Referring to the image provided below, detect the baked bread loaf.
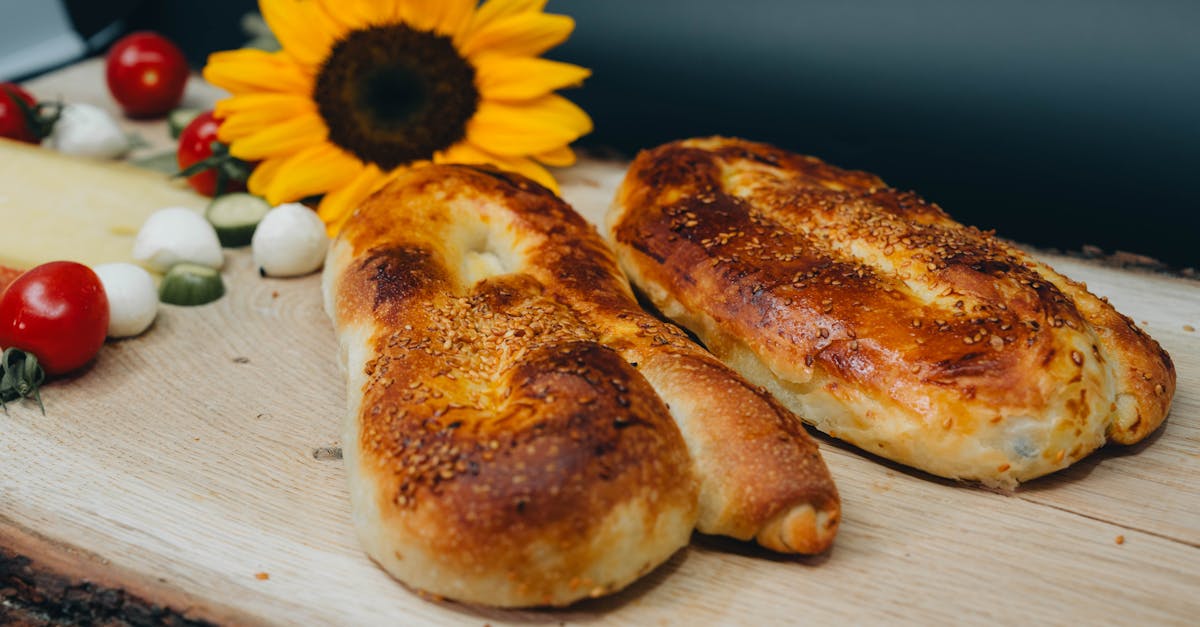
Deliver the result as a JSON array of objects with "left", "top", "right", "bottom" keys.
[
  {"left": 609, "top": 137, "right": 1175, "bottom": 488},
  {"left": 323, "top": 163, "right": 839, "bottom": 607}
]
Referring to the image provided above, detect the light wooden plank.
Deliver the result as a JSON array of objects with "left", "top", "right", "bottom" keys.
[
  {"left": 3, "top": 61, "right": 1197, "bottom": 626},
  {"left": 2, "top": 206, "right": 1197, "bottom": 626}
]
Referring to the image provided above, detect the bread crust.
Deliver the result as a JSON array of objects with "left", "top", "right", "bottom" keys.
[
  {"left": 609, "top": 137, "right": 1175, "bottom": 488},
  {"left": 323, "top": 164, "right": 839, "bottom": 606}
]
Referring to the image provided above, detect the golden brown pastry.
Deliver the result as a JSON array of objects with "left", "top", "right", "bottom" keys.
[
  {"left": 609, "top": 137, "right": 1175, "bottom": 488},
  {"left": 322, "top": 163, "right": 839, "bottom": 607}
]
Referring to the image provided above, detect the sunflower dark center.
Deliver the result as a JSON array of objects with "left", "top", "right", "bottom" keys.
[{"left": 314, "top": 24, "right": 479, "bottom": 170}]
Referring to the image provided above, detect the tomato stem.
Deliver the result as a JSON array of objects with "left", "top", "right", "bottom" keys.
[
  {"left": 175, "top": 141, "right": 254, "bottom": 196},
  {"left": 3, "top": 85, "right": 62, "bottom": 142},
  {"left": 0, "top": 347, "right": 46, "bottom": 415}
]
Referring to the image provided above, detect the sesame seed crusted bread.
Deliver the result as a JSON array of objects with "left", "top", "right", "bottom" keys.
[
  {"left": 608, "top": 137, "right": 1175, "bottom": 489},
  {"left": 322, "top": 163, "right": 840, "bottom": 607}
]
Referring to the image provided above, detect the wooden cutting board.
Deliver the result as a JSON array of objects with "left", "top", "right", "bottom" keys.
[{"left": 3, "top": 61, "right": 1198, "bottom": 626}]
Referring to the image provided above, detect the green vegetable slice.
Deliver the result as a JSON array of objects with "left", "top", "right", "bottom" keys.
[
  {"left": 167, "top": 108, "right": 203, "bottom": 139},
  {"left": 159, "top": 263, "right": 225, "bottom": 306},
  {"left": 206, "top": 193, "right": 272, "bottom": 247}
]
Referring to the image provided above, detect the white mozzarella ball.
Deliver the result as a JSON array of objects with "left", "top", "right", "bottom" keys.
[
  {"left": 93, "top": 262, "right": 158, "bottom": 338},
  {"left": 43, "top": 103, "right": 130, "bottom": 159},
  {"left": 132, "top": 207, "right": 224, "bottom": 272},
  {"left": 252, "top": 203, "right": 328, "bottom": 277}
]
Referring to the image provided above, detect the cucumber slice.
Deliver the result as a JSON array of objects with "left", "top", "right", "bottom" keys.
[
  {"left": 167, "top": 108, "right": 203, "bottom": 139},
  {"left": 206, "top": 193, "right": 271, "bottom": 247},
  {"left": 159, "top": 263, "right": 225, "bottom": 306}
]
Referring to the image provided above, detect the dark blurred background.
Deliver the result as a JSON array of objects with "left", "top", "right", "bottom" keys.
[{"left": 10, "top": 0, "right": 1199, "bottom": 267}]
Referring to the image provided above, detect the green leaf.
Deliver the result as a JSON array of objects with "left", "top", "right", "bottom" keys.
[{"left": 0, "top": 347, "right": 45, "bottom": 414}]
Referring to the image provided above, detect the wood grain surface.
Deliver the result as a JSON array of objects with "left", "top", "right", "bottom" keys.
[{"left": 2, "top": 61, "right": 1198, "bottom": 626}]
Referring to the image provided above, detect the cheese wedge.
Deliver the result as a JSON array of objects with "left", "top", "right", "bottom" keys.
[{"left": 0, "top": 139, "right": 207, "bottom": 269}]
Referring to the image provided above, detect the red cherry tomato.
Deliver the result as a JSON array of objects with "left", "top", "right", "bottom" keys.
[
  {"left": 0, "top": 82, "right": 38, "bottom": 143},
  {"left": 0, "top": 262, "right": 109, "bottom": 376},
  {"left": 105, "top": 32, "right": 189, "bottom": 118},
  {"left": 177, "top": 110, "right": 246, "bottom": 196}
]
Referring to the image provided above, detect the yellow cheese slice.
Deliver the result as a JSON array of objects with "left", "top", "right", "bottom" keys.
[{"left": 0, "top": 139, "right": 207, "bottom": 269}]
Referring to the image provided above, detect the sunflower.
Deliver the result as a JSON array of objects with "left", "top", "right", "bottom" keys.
[{"left": 202, "top": 0, "right": 592, "bottom": 233}]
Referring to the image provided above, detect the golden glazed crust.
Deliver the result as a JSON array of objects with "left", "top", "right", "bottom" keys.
[
  {"left": 322, "top": 164, "right": 839, "bottom": 607},
  {"left": 609, "top": 137, "right": 1175, "bottom": 488}
]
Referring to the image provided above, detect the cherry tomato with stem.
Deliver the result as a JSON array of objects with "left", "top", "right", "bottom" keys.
[
  {"left": 0, "top": 83, "right": 59, "bottom": 144},
  {"left": 0, "top": 261, "right": 109, "bottom": 376},
  {"left": 176, "top": 110, "right": 252, "bottom": 197},
  {"left": 105, "top": 31, "right": 189, "bottom": 118}
]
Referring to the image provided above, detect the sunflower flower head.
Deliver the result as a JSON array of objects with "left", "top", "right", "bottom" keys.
[{"left": 203, "top": 0, "right": 592, "bottom": 234}]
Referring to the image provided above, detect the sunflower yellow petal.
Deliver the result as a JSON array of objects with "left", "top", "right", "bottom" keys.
[
  {"left": 436, "top": 142, "right": 490, "bottom": 166},
  {"left": 263, "top": 144, "right": 363, "bottom": 205},
  {"left": 465, "top": 0, "right": 547, "bottom": 39},
  {"left": 397, "top": 0, "right": 474, "bottom": 37},
  {"left": 376, "top": 0, "right": 406, "bottom": 23},
  {"left": 246, "top": 156, "right": 290, "bottom": 197},
  {"left": 312, "top": 0, "right": 356, "bottom": 29},
  {"left": 214, "top": 93, "right": 312, "bottom": 119},
  {"left": 321, "top": 0, "right": 411, "bottom": 29},
  {"left": 474, "top": 55, "right": 590, "bottom": 101},
  {"left": 460, "top": 13, "right": 575, "bottom": 58},
  {"left": 203, "top": 49, "right": 311, "bottom": 95},
  {"left": 228, "top": 112, "right": 327, "bottom": 161},
  {"left": 318, "top": 165, "right": 389, "bottom": 235},
  {"left": 496, "top": 156, "right": 557, "bottom": 192},
  {"left": 437, "top": 0, "right": 478, "bottom": 37},
  {"left": 339, "top": 0, "right": 473, "bottom": 38},
  {"left": 534, "top": 145, "right": 576, "bottom": 167},
  {"left": 393, "top": 1, "right": 426, "bottom": 30},
  {"left": 214, "top": 93, "right": 315, "bottom": 142},
  {"left": 394, "top": 0, "right": 439, "bottom": 33},
  {"left": 437, "top": 143, "right": 558, "bottom": 193},
  {"left": 467, "top": 94, "right": 592, "bottom": 156},
  {"left": 260, "top": 0, "right": 342, "bottom": 67}
]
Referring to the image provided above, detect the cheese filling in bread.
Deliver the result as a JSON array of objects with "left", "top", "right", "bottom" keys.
[
  {"left": 608, "top": 137, "right": 1175, "bottom": 488},
  {"left": 323, "top": 164, "right": 839, "bottom": 607}
]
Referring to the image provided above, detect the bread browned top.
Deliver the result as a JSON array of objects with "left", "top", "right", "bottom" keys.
[
  {"left": 326, "top": 168, "right": 698, "bottom": 605},
  {"left": 324, "top": 163, "right": 839, "bottom": 605},
  {"left": 612, "top": 137, "right": 1174, "bottom": 483}
]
